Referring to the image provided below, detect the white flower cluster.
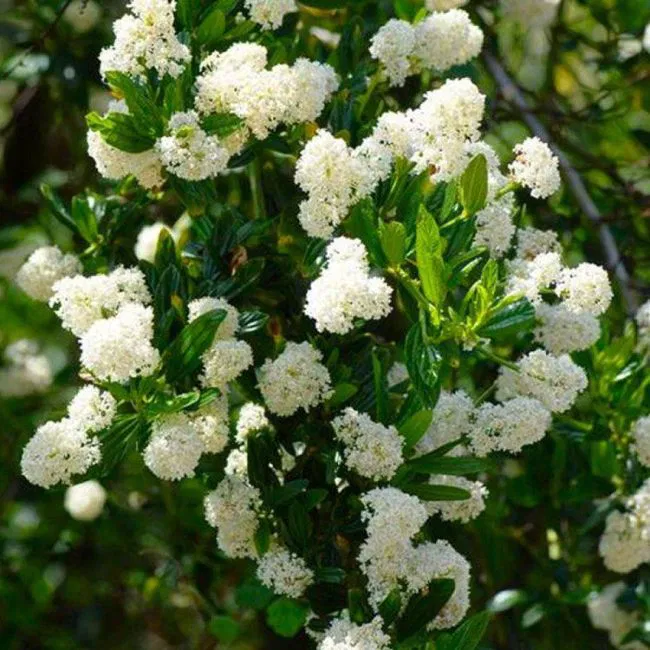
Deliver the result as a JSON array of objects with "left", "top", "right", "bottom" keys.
[
  {"left": 21, "top": 385, "right": 116, "bottom": 488},
  {"left": 189, "top": 395, "right": 230, "bottom": 454},
  {"left": 631, "top": 417, "right": 650, "bottom": 467},
  {"left": 417, "top": 390, "right": 474, "bottom": 456},
  {"left": 331, "top": 407, "right": 403, "bottom": 481},
  {"left": 99, "top": 0, "right": 190, "bottom": 79},
  {"left": 369, "top": 11, "right": 483, "bottom": 87},
  {"left": 305, "top": 238, "right": 392, "bottom": 334},
  {"left": 156, "top": 111, "right": 230, "bottom": 181},
  {"left": 599, "top": 479, "right": 650, "bottom": 573},
  {"left": 426, "top": 475, "right": 488, "bottom": 523},
  {"left": 244, "top": 0, "right": 296, "bottom": 29},
  {"left": 358, "top": 487, "right": 471, "bottom": 627},
  {"left": 636, "top": 300, "right": 650, "bottom": 351},
  {"left": 64, "top": 480, "right": 107, "bottom": 521},
  {"left": 318, "top": 614, "right": 391, "bottom": 650},
  {"left": 188, "top": 297, "right": 253, "bottom": 390},
  {"left": 508, "top": 137, "right": 561, "bottom": 199},
  {"left": 204, "top": 475, "right": 261, "bottom": 558},
  {"left": 496, "top": 350, "right": 587, "bottom": 414},
  {"left": 256, "top": 547, "right": 314, "bottom": 598},
  {"left": 587, "top": 582, "right": 644, "bottom": 650},
  {"left": 15, "top": 246, "right": 81, "bottom": 301},
  {"left": 500, "top": 0, "right": 561, "bottom": 28},
  {"left": 0, "top": 339, "right": 53, "bottom": 398},
  {"left": 258, "top": 341, "right": 332, "bottom": 416},
  {"left": 236, "top": 402, "right": 270, "bottom": 444},
  {"left": 295, "top": 78, "right": 486, "bottom": 237},
  {"left": 195, "top": 43, "right": 338, "bottom": 140}
]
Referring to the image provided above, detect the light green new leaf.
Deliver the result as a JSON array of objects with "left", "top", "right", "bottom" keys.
[
  {"left": 379, "top": 221, "right": 407, "bottom": 265},
  {"left": 460, "top": 154, "right": 488, "bottom": 215},
  {"left": 415, "top": 205, "right": 446, "bottom": 306}
]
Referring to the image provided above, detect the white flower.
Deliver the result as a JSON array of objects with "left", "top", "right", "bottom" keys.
[
  {"left": 144, "top": 413, "right": 204, "bottom": 480},
  {"left": 369, "top": 19, "right": 416, "bottom": 87},
  {"left": 599, "top": 480, "right": 650, "bottom": 574},
  {"left": 80, "top": 303, "right": 160, "bottom": 383},
  {"left": 318, "top": 615, "right": 391, "bottom": 650},
  {"left": 156, "top": 111, "right": 230, "bottom": 181},
  {"left": 236, "top": 402, "right": 270, "bottom": 443},
  {"left": 506, "top": 252, "right": 563, "bottom": 304},
  {"left": 305, "top": 238, "right": 392, "bottom": 334},
  {"left": 200, "top": 339, "right": 253, "bottom": 389},
  {"left": 244, "top": 0, "right": 296, "bottom": 29},
  {"left": 204, "top": 475, "right": 260, "bottom": 558},
  {"left": 188, "top": 395, "right": 230, "bottom": 454},
  {"left": 509, "top": 137, "right": 561, "bottom": 199},
  {"left": 515, "top": 227, "right": 561, "bottom": 260},
  {"left": 387, "top": 362, "right": 409, "bottom": 388},
  {"left": 496, "top": 350, "right": 587, "bottom": 413},
  {"left": 67, "top": 386, "right": 117, "bottom": 433},
  {"left": 188, "top": 296, "right": 240, "bottom": 340},
  {"left": 474, "top": 195, "right": 516, "bottom": 258},
  {"left": 588, "top": 582, "right": 644, "bottom": 650},
  {"left": 21, "top": 420, "right": 101, "bottom": 488},
  {"left": 636, "top": 300, "right": 650, "bottom": 350},
  {"left": 416, "top": 390, "right": 474, "bottom": 456},
  {"left": 134, "top": 222, "right": 177, "bottom": 263},
  {"left": 556, "top": 263, "right": 613, "bottom": 316},
  {"left": 224, "top": 448, "right": 248, "bottom": 476},
  {"left": 332, "top": 407, "right": 403, "bottom": 481},
  {"left": 470, "top": 397, "right": 552, "bottom": 456},
  {"left": 0, "top": 340, "right": 53, "bottom": 398},
  {"left": 51, "top": 266, "right": 151, "bottom": 336},
  {"left": 15, "top": 246, "right": 81, "bottom": 302},
  {"left": 644, "top": 24, "right": 650, "bottom": 52},
  {"left": 257, "top": 548, "right": 314, "bottom": 598},
  {"left": 258, "top": 342, "right": 332, "bottom": 416},
  {"left": 64, "top": 480, "right": 107, "bottom": 521},
  {"left": 99, "top": 0, "right": 191, "bottom": 79},
  {"left": 412, "top": 10, "right": 484, "bottom": 73},
  {"left": 631, "top": 417, "right": 650, "bottom": 468},
  {"left": 535, "top": 303, "right": 600, "bottom": 354},
  {"left": 425, "top": 475, "right": 488, "bottom": 523}
]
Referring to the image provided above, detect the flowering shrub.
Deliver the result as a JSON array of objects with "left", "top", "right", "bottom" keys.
[{"left": 2, "top": 0, "right": 650, "bottom": 647}]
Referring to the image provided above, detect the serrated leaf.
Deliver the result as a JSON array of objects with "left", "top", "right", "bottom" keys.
[{"left": 86, "top": 111, "right": 155, "bottom": 153}]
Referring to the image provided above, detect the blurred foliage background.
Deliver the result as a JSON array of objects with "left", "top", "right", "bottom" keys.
[{"left": 0, "top": 0, "right": 649, "bottom": 648}]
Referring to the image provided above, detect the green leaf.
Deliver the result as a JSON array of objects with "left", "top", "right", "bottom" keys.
[
  {"left": 407, "top": 454, "right": 489, "bottom": 476},
  {"left": 401, "top": 483, "right": 471, "bottom": 501},
  {"left": 86, "top": 111, "right": 155, "bottom": 153},
  {"left": 208, "top": 616, "right": 240, "bottom": 643},
  {"left": 327, "top": 383, "right": 358, "bottom": 409},
  {"left": 415, "top": 205, "right": 446, "bottom": 307},
  {"left": 70, "top": 196, "right": 99, "bottom": 243},
  {"left": 268, "top": 480, "right": 309, "bottom": 507},
  {"left": 254, "top": 519, "right": 271, "bottom": 556},
  {"left": 236, "top": 579, "right": 274, "bottom": 610},
  {"left": 395, "top": 579, "right": 455, "bottom": 641},
  {"left": 398, "top": 409, "right": 433, "bottom": 450},
  {"left": 371, "top": 348, "right": 389, "bottom": 423},
  {"left": 379, "top": 221, "right": 407, "bottom": 265},
  {"left": 196, "top": 7, "right": 226, "bottom": 48},
  {"left": 41, "top": 184, "right": 76, "bottom": 233},
  {"left": 346, "top": 199, "right": 384, "bottom": 265},
  {"left": 404, "top": 323, "right": 442, "bottom": 408},
  {"left": 104, "top": 71, "right": 162, "bottom": 136},
  {"left": 378, "top": 588, "right": 402, "bottom": 626},
  {"left": 202, "top": 113, "right": 244, "bottom": 137},
  {"left": 286, "top": 501, "right": 311, "bottom": 553},
  {"left": 314, "top": 567, "right": 346, "bottom": 584},
  {"left": 238, "top": 310, "right": 269, "bottom": 334},
  {"left": 300, "top": 0, "right": 348, "bottom": 7},
  {"left": 478, "top": 297, "right": 536, "bottom": 339},
  {"left": 177, "top": 0, "right": 202, "bottom": 28},
  {"left": 266, "top": 598, "right": 309, "bottom": 638},
  {"left": 163, "top": 309, "right": 226, "bottom": 382},
  {"left": 437, "top": 611, "right": 491, "bottom": 650},
  {"left": 459, "top": 154, "right": 488, "bottom": 216}
]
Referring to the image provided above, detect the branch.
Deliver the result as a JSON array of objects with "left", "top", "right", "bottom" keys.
[{"left": 482, "top": 50, "right": 640, "bottom": 315}]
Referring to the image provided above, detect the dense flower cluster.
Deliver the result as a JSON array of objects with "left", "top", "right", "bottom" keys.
[
  {"left": 256, "top": 547, "right": 314, "bottom": 598},
  {"left": 508, "top": 137, "right": 561, "bottom": 199},
  {"left": 15, "top": 246, "right": 81, "bottom": 301},
  {"left": 318, "top": 615, "right": 391, "bottom": 650}
]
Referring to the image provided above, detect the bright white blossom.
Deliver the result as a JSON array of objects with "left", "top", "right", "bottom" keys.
[
  {"left": 16, "top": 246, "right": 81, "bottom": 302},
  {"left": 188, "top": 296, "right": 240, "bottom": 340},
  {"left": 535, "top": 303, "right": 601, "bottom": 354},
  {"left": 67, "top": 386, "right": 117, "bottom": 433},
  {"left": 631, "top": 416, "right": 650, "bottom": 468},
  {"left": 496, "top": 350, "right": 587, "bottom": 413},
  {"left": 200, "top": 339, "right": 253, "bottom": 389},
  {"left": 188, "top": 395, "right": 230, "bottom": 454},
  {"left": 144, "top": 413, "right": 204, "bottom": 480},
  {"left": 51, "top": 266, "right": 151, "bottom": 336},
  {"left": 21, "top": 420, "right": 101, "bottom": 488},
  {"left": 80, "top": 303, "right": 160, "bottom": 383},
  {"left": 516, "top": 227, "right": 561, "bottom": 260},
  {"left": 99, "top": 0, "right": 191, "bottom": 79},
  {"left": 369, "top": 19, "right": 416, "bottom": 87},
  {"left": 236, "top": 403, "right": 270, "bottom": 443},
  {"left": 318, "top": 615, "right": 391, "bottom": 650},
  {"left": 244, "top": 0, "right": 296, "bottom": 29},
  {"left": 506, "top": 252, "right": 563, "bottom": 304},
  {"left": 258, "top": 342, "right": 332, "bottom": 416},
  {"left": 0, "top": 339, "right": 53, "bottom": 398},
  {"left": 599, "top": 479, "right": 650, "bottom": 574},
  {"left": 64, "top": 480, "right": 107, "bottom": 521},
  {"left": 509, "top": 137, "right": 561, "bottom": 199},
  {"left": 416, "top": 390, "right": 474, "bottom": 456},
  {"left": 225, "top": 448, "right": 248, "bottom": 476},
  {"left": 587, "top": 582, "right": 644, "bottom": 650},
  {"left": 426, "top": 475, "right": 488, "bottom": 523},
  {"left": 305, "top": 238, "right": 392, "bottom": 334},
  {"left": 332, "top": 407, "right": 403, "bottom": 481},
  {"left": 257, "top": 548, "right": 314, "bottom": 598},
  {"left": 556, "top": 263, "right": 613, "bottom": 316},
  {"left": 204, "top": 475, "right": 260, "bottom": 558},
  {"left": 636, "top": 300, "right": 650, "bottom": 351}
]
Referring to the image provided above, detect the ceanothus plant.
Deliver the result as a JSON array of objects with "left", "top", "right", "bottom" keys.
[{"left": 13, "top": 0, "right": 624, "bottom": 646}]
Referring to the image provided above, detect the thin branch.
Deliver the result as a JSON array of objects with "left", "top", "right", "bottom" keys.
[{"left": 482, "top": 50, "right": 640, "bottom": 315}]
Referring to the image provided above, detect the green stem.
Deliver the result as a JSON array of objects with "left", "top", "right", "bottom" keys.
[
  {"left": 387, "top": 267, "right": 429, "bottom": 311},
  {"left": 494, "top": 181, "right": 518, "bottom": 200},
  {"left": 476, "top": 345, "right": 520, "bottom": 371},
  {"left": 248, "top": 157, "right": 266, "bottom": 219}
]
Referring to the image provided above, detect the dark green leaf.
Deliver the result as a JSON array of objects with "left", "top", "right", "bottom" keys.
[
  {"left": 208, "top": 616, "right": 240, "bottom": 643},
  {"left": 407, "top": 454, "right": 489, "bottom": 476},
  {"left": 395, "top": 579, "right": 455, "bottom": 641},
  {"left": 202, "top": 112, "right": 244, "bottom": 137},
  {"left": 86, "top": 111, "right": 155, "bottom": 153},
  {"left": 378, "top": 588, "right": 402, "bottom": 626},
  {"left": 196, "top": 7, "right": 226, "bottom": 47},
  {"left": 398, "top": 409, "right": 433, "bottom": 449},
  {"left": 404, "top": 323, "right": 442, "bottom": 408},
  {"left": 266, "top": 598, "right": 309, "bottom": 638},
  {"left": 401, "top": 483, "right": 471, "bottom": 501},
  {"left": 478, "top": 297, "right": 536, "bottom": 339},
  {"left": 437, "top": 611, "right": 491, "bottom": 650}
]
